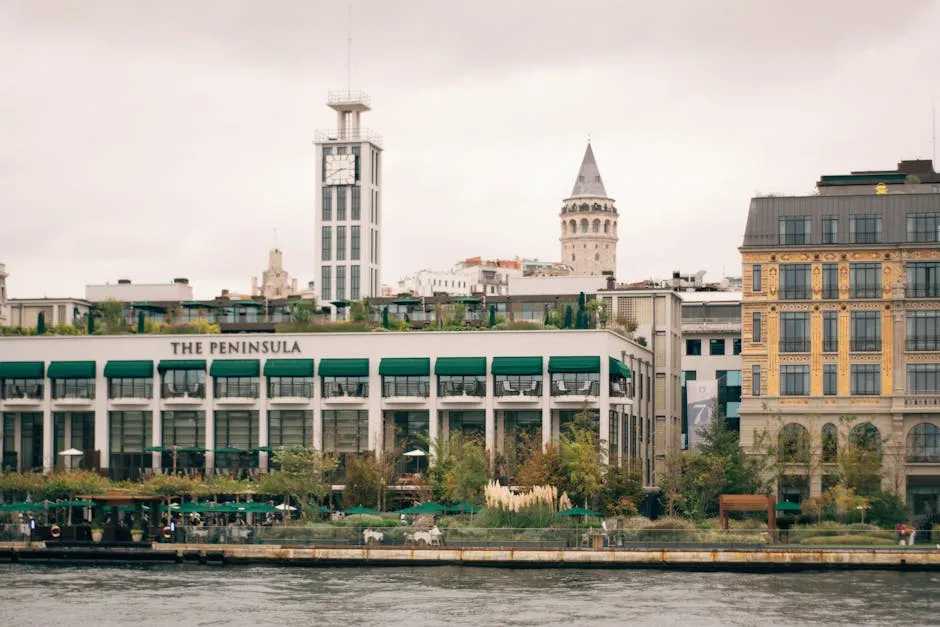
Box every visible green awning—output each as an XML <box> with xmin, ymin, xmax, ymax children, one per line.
<box><xmin>379</xmin><ymin>358</ymin><xmax>430</xmax><ymax>376</ymax></box>
<box><xmin>318</xmin><ymin>358</ymin><xmax>370</xmax><ymax>377</ymax></box>
<box><xmin>0</xmin><ymin>361</ymin><xmax>45</xmax><ymax>379</ymax></box>
<box><xmin>396</xmin><ymin>501</ymin><xmax>446</xmax><ymax>515</ymax></box>
<box><xmin>434</xmin><ymin>357</ymin><xmax>486</xmax><ymax>376</ymax></box>
<box><xmin>548</xmin><ymin>356</ymin><xmax>600</xmax><ymax>374</ymax></box>
<box><xmin>157</xmin><ymin>360</ymin><xmax>206</xmax><ymax>373</ymax></box>
<box><xmin>181</xmin><ymin>301</ymin><xmax>218</xmax><ymax>309</ymax></box>
<box><xmin>454</xmin><ymin>297</ymin><xmax>481</xmax><ymax>303</ymax></box>
<box><xmin>609</xmin><ymin>357</ymin><xmax>632</xmax><ymax>379</ymax></box>
<box><xmin>491</xmin><ymin>357</ymin><xmax>543</xmax><ymax>376</ymax></box>
<box><xmin>104</xmin><ymin>360</ymin><xmax>154</xmax><ymax>378</ymax></box>
<box><xmin>209</xmin><ymin>359</ymin><xmax>260</xmax><ymax>377</ymax></box>
<box><xmin>132</xmin><ymin>302</ymin><xmax>165</xmax><ymax>311</ymax></box>
<box><xmin>391</xmin><ymin>298</ymin><xmax>420</xmax><ymax>305</ymax></box>
<box><xmin>233</xmin><ymin>301</ymin><xmax>264</xmax><ymax>308</ymax></box>
<box><xmin>263</xmin><ymin>359</ymin><xmax>314</xmax><ymax>377</ymax></box>
<box><xmin>47</xmin><ymin>361</ymin><xmax>96</xmax><ymax>379</ymax></box>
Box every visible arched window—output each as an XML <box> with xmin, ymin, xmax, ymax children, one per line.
<box><xmin>604</xmin><ymin>220</ymin><xmax>611</xmax><ymax>234</ymax></box>
<box><xmin>572</xmin><ymin>253</ymin><xmax>576</xmax><ymax>262</ymax></box>
<box><xmin>778</xmin><ymin>423</ymin><xmax>810</xmax><ymax>463</ymax></box>
<box><xmin>579</xmin><ymin>203</ymin><xmax>589</xmax><ymax>212</ymax></box>
<box><xmin>821</xmin><ymin>423</ymin><xmax>838</xmax><ymax>463</ymax></box>
<box><xmin>592</xmin><ymin>220</ymin><xmax>600</xmax><ymax>233</ymax></box>
<box><xmin>907</xmin><ymin>423</ymin><xmax>940</xmax><ymax>462</ymax></box>
<box><xmin>580</xmin><ymin>219</ymin><xmax>588</xmax><ymax>233</ymax></box>
<box><xmin>569</xmin><ymin>219</ymin><xmax>576</xmax><ymax>232</ymax></box>
<box><xmin>561</xmin><ymin>222</ymin><xmax>567</xmax><ymax>235</ymax></box>
<box><xmin>850</xmin><ymin>422</ymin><xmax>882</xmax><ymax>453</ymax></box>
<box><xmin>592</xmin><ymin>203</ymin><xmax>601</xmax><ymax>211</ymax></box>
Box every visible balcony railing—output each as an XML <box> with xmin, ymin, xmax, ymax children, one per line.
<box><xmin>1</xmin><ymin>382</ymin><xmax>43</xmax><ymax>400</ymax></box>
<box><xmin>907</xmin><ymin>284</ymin><xmax>940</xmax><ymax>298</ymax></box>
<box><xmin>779</xmin><ymin>339</ymin><xmax>810</xmax><ymax>353</ymax></box>
<box><xmin>323</xmin><ymin>381</ymin><xmax>369</xmax><ymax>398</ymax></box>
<box><xmin>162</xmin><ymin>383</ymin><xmax>206</xmax><ymax>399</ymax></box>
<box><xmin>907</xmin><ymin>337</ymin><xmax>940</xmax><ymax>351</ymax></box>
<box><xmin>314</xmin><ymin>128</ymin><xmax>384</xmax><ymax>148</ymax></box>
<box><xmin>269</xmin><ymin>382</ymin><xmax>313</xmax><ymax>398</ymax></box>
<box><xmin>779</xmin><ymin>287</ymin><xmax>811</xmax><ymax>300</ymax></box>
<box><xmin>439</xmin><ymin>381</ymin><xmax>485</xmax><ymax>397</ymax></box>
<box><xmin>904</xmin><ymin>395</ymin><xmax>940</xmax><ymax>407</ymax></box>
<box><xmin>822</xmin><ymin>339</ymin><xmax>839</xmax><ymax>353</ymax></box>
<box><xmin>610</xmin><ymin>381</ymin><xmax>634</xmax><ymax>397</ymax></box>
<box><xmin>495</xmin><ymin>380</ymin><xmax>542</xmax><ymax>397</ymax></box>
<box><xmin>850</xmin><ymin>339</ymin><xmax>882</xmax><ymax>352</ymax></box>
<box><xmin>382</xmin><ymin>381</ymin><xmax>429</xmax><ymax>398</ymax></box>
<box><xmin>52</xmin><ymin>382</ymin><xmax>95</xmax><ymax>400</ymax></box>
<box><xmin>215</xmin><ymin>382</ymin><xmax>259</xmax><ymax>399</ymax></box>
<box><xmin>109</xmin><ymin>381</ymin><xmax>153</xmax><ymax>399</ymax></box>
<box><xmin>552</xmin><ymin>380</ymin><xmax>600</xmax><ymax>396</ymax></box>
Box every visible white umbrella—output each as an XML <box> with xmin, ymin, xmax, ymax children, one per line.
<box><xmin>58</xmin><ymin>448</ymin><xmax>83</xmax><ymax>457</ymax></box>
<box><xmin>275</xmin><ymin>504</ymin><xmax>297</xmax><ymax>511</ymax></box>
<box><xmin>403</xmin><ymin>449</ymin><xmax>426</xmax><ymax>473</ymax></box>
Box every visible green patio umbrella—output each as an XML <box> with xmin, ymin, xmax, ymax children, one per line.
<box><xmin>5</xmin><ymin>502</ymin><xmax>47</xmax><ymax>512</ymax></box>
<box><xmin>776</xmin><ymin>501</ymin><xmax>801</xmax><ymax>512</ymax></box>
<box><xmin>343</xmin><ymin>505</ymin><xmax>381</xmax><ymax>516</ymax></box>
<box><xmin>396</xmin><ymin>501</ymin><xmax>446</xmax><ymax>515</ymax></box>
<box><xmin>445</xmin><ymin>502</ymin><xmax>481</xmax><ymax>515</ymax></box>
<box><xmin>558</xmin><ymin>506</ymin><xmax>602</xmax><ymax>517</ymax></box>
<box><xmin>245</xmin><ymin>502</ymin><xmax>277</xmax><ymax>514</ymax></box>
<box><xmin>143</xmin><ymin>445</ymin><xmax>168</xmax><ymax>453</ymax></box>
<box><xmin>177</xmin><ymin>446</ymin><xmax>207</xmax><ymax>453</ymax></box>
<box><xmin>214</xmin><ymin>446</ymin><xmax>245</xmax><ymax>454</ymax></box>
<box><xmin>175</xmin><ymin>502</ymin><xmax>210</xmax><ymax>514</ymax></box>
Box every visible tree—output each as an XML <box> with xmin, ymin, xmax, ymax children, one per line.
<box><xmin>599</xmin><ymin>464</ymin><xmax>644</xmax><ymax>517</ymax></box>
<box><xmin>261</xmin><ymin>446</ymin><xmax>337</xmax><ymax>519</ymax></box>
<box><xmin>381</xmin><ymin>306</ymin><xmax>390</xmax><ymax>329</ymax></box>
<box><xmin>516</xmin><ymin>444</ymin><xmax>564</xmax><ymax>489</ymax></box>
<box><xmin>431</xmin><ymin>435</ymin><xmax>489</xmax><ymax>504</ymax></box>
<box><xmin>342</xmin><ymin>453</ymin><xmax>382</xmax><ymax>509</ymax></box>
<box><xmin>96</xmin><ymin>299</ymin><xmax>127</xmax><ymax>334</ymax></box>
<box><xmin>291</xmin><ymin>301</ymin><xmax>314</xmax><ymax>325</ymax></box>
<box><xmin>559</xmin><ymin>411</ymin><xmax>603</xmax><ymax>507</ymax></box>
<box><xmin>349</xmin><ymin>300</ymin><xmax>368</xmax><ymax>323</ymax></box>
<box><xmin>563</xmin><ymin>306</ymin><xmax>573</xmax><ymax>329</ymax></box>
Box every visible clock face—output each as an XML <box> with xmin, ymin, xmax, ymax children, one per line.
<box><xmin>325</xmin><ymin>153</ymin><xmax>356</xmax><ymax>185</ymax></box>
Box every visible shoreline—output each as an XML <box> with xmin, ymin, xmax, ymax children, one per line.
<box><xmin>2</xmin><ymin>542</ymin><xmax>939</xmax><ymax>572</ymax></box>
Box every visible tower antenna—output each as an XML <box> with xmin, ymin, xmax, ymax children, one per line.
<box><xmin>346</xmin><ymin>5</ymin><xmax>352</xmax><ymax>97</ymax></box>
<box><xmin>933</xmin><ymin>99</ymin><xmax>936</xmax><ymax>166</ymax></box>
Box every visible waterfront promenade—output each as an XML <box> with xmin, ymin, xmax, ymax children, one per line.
<box><xmin>2</xmin><ymin>541</ymin><xmax>939</xmax><ymax>571</ymax></box>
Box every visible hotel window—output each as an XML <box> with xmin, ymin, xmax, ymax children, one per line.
<box><xmin>335</xmin><ymin>266</ymin><xmax>346</xmax><ymax>301</ymax></box>
<box><xmin>850</xmin><ymin>213</ymin><xmax>882</xmax><ymax>244</ymax></box>
<box><xmin>52</xmin><ymin>378</ymin><xmax>96</xmax><ymax>400</ymax></box>
<box><xmin>822</xmin><ymin>216</ymin><xmax>839</xmax><ymax>244</ymax></box>
<box><xmin>351</xmin><ymin>226</ymin><xmax>360</xmax><ymax>261</ymax></box>
<box><xmin>321</xmin><ymin>187</ymin><xmax>331</xmax><ymax>221</ymax></box>
<box><xmin>336</xmin><ymin>225</ymin><xmax>346</xmax><ymax>261</ymax></box>
<box><xmin>907</xmin><ymin>262</ymin><xmax>940</xmax><ymax>298</ymax></box>
<box><xmin>778</xmin><ymin>215</ymin><xmax>810</xmax><ymax>245</ymax></box>
<box><xmin>780</xmin><ymin>365</ymin><xmax>809</xmax><ymax>396</ymax></box>
<box><xmin>108</xmin><ymin>411</ymin><xmax>151</xmax><ymax>481</ymax></box>
<box><xmin>268</xmin><ymin>410</ymin><xmax>312</xmax><ymax>448</ymax></box>
<box><xmin>907</xmin><ymin>212</ymin><xmax>940</xmax><ymax>243</ymax></box>
<box><xmin>352</xmin><ymin>146</ymin><xmax>360</xmax><ymax>181</ymax></box>
<box><xmin>268</xmin><ymin>376</ymin><xmax>313</xmax><ymax>398</ymax></box>
<box><xmin>350</xmin><ymin>265</ymin><xmax>360</xmax><ymax>300</ymax></box>
<box><xmin>1</xmin><ymin>378</ymin><xmax>43</xmax><ymax>400</ymax></box>
<box><xmin>161</xmin><ymin>411</ymin><xmax>206</xmax><ymax>451</ymax></box>
<box><xmin>752</xmin><ymin>312</ymin><xmax>762</xmax><ymax>343</ymax></box>
<box><xmin>109</xmin><ymin>377</ymin><xmax>153</xmax><ymax>399</ymax></box>
<box><xmin>779</xmin><ymin>312</ymin><xmax>810</xmax><ymax>352</ymax></box>
<box><xmin>850</xmin><ymin>364</ymin><xmax>881</xmax><ymax>395</ymax></box>
<box><xmin>214</xmin><ymin>377</ymin><xmax>259</xmax><ymax>399</ymax></box>
<box><xmin>351</xmin><ymin>186</ymin><xmax>361</xmax><ymax>221</ymax></box>
<box><xmin>752</xmin><ymin>264</ymin><xmax>762</xmax><ymax>292</ymax></box>
<box><xmin>321</xmin><ymin>147</ymin><xmax>332</xmax><ymax>180</ymax></box>
<box><xmin>686</xmin><ymin>339</ymin><xmax>702</xmax><ymax>356</ymax></box>
<box><xmin>336</xmin><ymin>186</ymin><xmax>346</xmax><ymax>221</ymax></box>
<box><xmin>322</xmin><ymin>410</ymin><xmax>369</xmax><ymax>454</ymax></box>
<box><xmin>907</xmin><ymin>310</ymin><xmax>940</xmax><ymax>351</ymax></box>
<box><xmin>161</xmin><ymin>370</ymin><xmax>205</xmax><ymax>398</ymax></box>
<box><xmin>751</xmin><ymin>365</ymin><xmax>760</xmax><ymax>396</ymax></box>
<box><xmin>321</xmin><ymin>266</ymin><xmax>332</xmax><ymax>301</ymax></box>
<box><xmin>709</xmin><ymin>339</ymin><xmax>725</xmax><ymax>355</ymax></box>
<box><xmin>850</xmin><ymin>263</ymin><xmax>881</xmax><ymax>298</ymax></box>
<box><xmin>823</xmin><ymin>311</ymin><xmax>838</xmax><ymax>353</ymax></box>
<box><xmin>823</xmin><ymin>364</ymin><xmax>837</xmax><ymax>396</ymax></box>
<box><xmin>733</xmin><ymin>338</ymin><xmax>742</xmax><ymax>355</ymax></box>
<box><xmin>850</xmin><ymin>311</ymin><xmax>881</xmax><ymax>351</ymax></box>
<box><xmin>822</xmin><ymin>263</ymin><xmax>839</xmax><ymax>299</ymax></box>
<box><xmin>779</xmin><ymin>264</ymin><xmax>811</xmax><ymax>299</ymax></box>
<box><xmin>907</xmin><ymin>364</ymin><xmax>940</xmax><ymax>394</ymax></box>
<box><xmin>321</xmin><ymin>226</ymin><xmax>332</xmax><ymax>261</ymax></box>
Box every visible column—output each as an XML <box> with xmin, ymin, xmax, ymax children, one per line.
<box><xmin>258</xmin><ymin>368</ymin><xmax>269</xmax><ymax>471</ymax></box>
<box><xmin>204</xmin><ymin>371</ymin><xmax>215</xmax><ymax>473</ymax></box>
<box><xmin>152</xmin><ymin>376</ymin><xmax>162</xmax><ymax>473</ymax></box>
<box><xmin>599</xmin><ymin>356</ymin><xmax>610</xmax><ymax>465</ymax></box>
<box><xmin>837</xmin><ymin>309</ymin><xmax>850</xmax><ymax>396</ymax></box>
<box><xmin>367</xmin><ymin>362</ymin><xmax>382</xmax><ymax>457</ymax></box>
<box><xmin>541</xmin><ymin>358</ymin><xmax>551</xmax><ymax>450</ymax></box>
<box><xmin>42</xmin><ymin>383</ymin><xmax>53</xmax><ymax>473</ymax></box>
<box><xmin>14</xmin><ymin>414</ymin><xmax>22</xmax><ymax>473</ymax></box>
<box><xmin>94</xmin><ymin>367</ymin><xmax>109</xmax><ymax>470</ymax></box>
<box><xmin>313</xmin><ymin>370</ymin><xmax>323</xmax><ymax>450</ymax></box>
<box><xmin>429</xmin><ymin>365</ymin><xmax>440</xmax><ymax>457</ymax></box>
<box><xmin>485</xmin><ymin>369</ymin><xmax>495</xmax><ymax>466</ymax></box>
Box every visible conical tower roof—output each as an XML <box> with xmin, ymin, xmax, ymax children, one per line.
<box><xmin>569</xmin><ymin>142</ymin><xmax>608</xmax><ymax>197</ymax></box>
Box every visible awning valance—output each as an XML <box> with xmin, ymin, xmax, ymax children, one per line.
<box><xmin>318</xmin><ymin>358</ymin><xmax>370</xmax><ymax>377</ymax></box>
<box><xmin>47</xmin><ymin>361</ymin><xmax>96</xmax><ymax>379</ymax></box>
<box><xmin>609</xmin><ymin>357</ymin><xmax>632</xmax><ymax>379</ymax></box>
<box><xmin>157</xmin><ymin>360</ymin><xmax>207</xmax><ymax>373</ymax></box>
<box><xmin>263</xmin><ymin>359</ymin><xmax>314</xmax><ymax>377</ymax></box>
<box><xmin>491</xmin><ymin>357</ymin><xmax>543</xmax><ymax>376</ymax></box>
<box><xmin>0</xmin><ymin>361</ymin><xmax>45</xmax><ymax>379</ymax></box>
<box><xmin>379</xmin><ymin>358</ymin><xmax>430</xmax><ymax>377</ymax></box>
<box><xmin>104</xmin><ymin>360</ymin><xmax>154</xmax><ymax>378</ymax></box>
<box><xmin>548</xmin><ymin>356</ymin><xmax>600</xmax><ymax>374</ymax></box>
<box><xmin>209</xmin><ymin>359</ymin><xmax>260</xmax><ymax>377</ymax></box>
<box><xmin>434</xmin><ymin>357</ymin><xmax>486</xmax><ymax>376</ymax></box>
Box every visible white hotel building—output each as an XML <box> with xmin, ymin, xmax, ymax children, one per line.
<box><xmin>0</xmin><ymin>330</ymin><xmax>651</xmax><ymax>484</ymax></box>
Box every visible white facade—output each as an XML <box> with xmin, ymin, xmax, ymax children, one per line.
<box><xmin>559</xmin><ymin>143</ymin><xmax>619</xmax><ymax>277</ymax></box>
<box><xmin>0</xmin><ymin>263</ymin><xmax>7</xmax><ymax>326</ymax></box>
<box><xmin>397</xmin><ymin>263</ymin><xmax>522</xmax><ymax>297</ymax></box>
<box><xmin>86</xmin><ymin>280</ymin><xmax>194</xmax><ymax>303</ymax></box>
<box><xmin>314</xmin><ymin>91</ymin><xmax>382</xmax><ymax>303</ymax></box>
<box><xmin>0</xmin><ymin>330</ymin><xmax>653</xmax><ymax>482</ymax></box>
<box><xmin>7</xmin><ymin>298</ymin><xmax>91</xmax><ymax>329</ymax></box>
<box><xmin>509</xmin><ymin>275</ymin><xmax>608</xmax><ymax>297</ymax></box>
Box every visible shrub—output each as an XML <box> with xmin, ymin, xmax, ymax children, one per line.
<box><xmin>336</xmin><ymin>514</ymin><xmax>398</xmax><ymax>528</ymax></box>
<box><xmin>800</xmin><ymin>535</ymin><xmax>895</xmax><ymax>546</ymax></box>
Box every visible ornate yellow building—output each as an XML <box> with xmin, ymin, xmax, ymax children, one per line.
<box><xmin>739</xmin><ymin>181</ymin><xmax>940</xmax><ymax>515</ymax></box>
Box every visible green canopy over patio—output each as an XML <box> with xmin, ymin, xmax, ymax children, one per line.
<box><xmin>775</xmin><ymin>501</ymin><xmax>801</xmax><ymax>512</ymax></box>
<box><xmin>343</xmin><ymin>505</ymin><xmax>381</xmax><ymax>515</ymax></box>
<box><xmin>557</xmin><ymin>506</ymin><xmax>602</xmax><ymax>517</ymax></box>
<box><xmin>445</xmin><ymin>502</ymin><xmax>481</xmax><ymax>515</ymax></box>
<box><xmin>396</xmin><ymin>501</ymin><xmax>446</xmax><ymax>515</ymax></box>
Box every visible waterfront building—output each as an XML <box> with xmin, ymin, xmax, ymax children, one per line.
<box><xmin>314</xmin><ymin>91</ymin><xmax>383</xmax><ymax>303</ymax></box>
<box><xmin>560</xmin><ymin>142</ymin><xmax>619</xmax><ymax>277</ymax></box>
<box><xmin>739</xmin><ymin>161</ymin><xmax>940</xmax><ymax>513</ymax></box>
<box><xmin>680</xmin><ymin>291</ymin><xmax>743</xmax><ymax>445</ymax></box>
<box><xmin>0</xmin><ymin>330</ymin><xmax>650</xmax><ymax>484</ymax></box>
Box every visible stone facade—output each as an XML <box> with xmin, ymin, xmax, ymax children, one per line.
<box><xmin>559</xmin><ymin>143</ymin><xmax>618</xmax><ymax>277</ymax></box>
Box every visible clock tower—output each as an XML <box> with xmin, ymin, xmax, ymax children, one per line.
<box><xmin>314</xmin><ymin>91</ymin><xmax>383</xmax><ymax>304</ymax></box>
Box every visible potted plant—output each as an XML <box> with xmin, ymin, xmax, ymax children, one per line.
<box><xmin>131</xmin><ymin>528</ymin><xmax>144</xmax><ymax>543</ymax></box>
<box><xmin>131</xmin><ymin>507</ymin><xmax>144</xmax><ymax>542</ymax></box>
<box><xmin>91</xmin><ymin>506</ymin><xmax>104</xmax><ymax>543</ymax></box>
<box><xmin>91</xmin><ymin>527</ymin><xmax>104</xmax><ymax>543</ymax></box>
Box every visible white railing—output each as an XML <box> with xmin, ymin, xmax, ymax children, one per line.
<box><xmin>327</xmin><ymin>90</ymin><xmax>371</xmax><ymax>107</ymax></box>
<box><xmin>314</xmin><ymin>128</ymin><xmax>383</xmax><ymax>148</ymax></box>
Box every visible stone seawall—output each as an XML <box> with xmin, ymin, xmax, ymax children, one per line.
<box><xmin>2</xmin><ymin>542</ymin><xmax>939</xmax><ymax>570</ymax></box>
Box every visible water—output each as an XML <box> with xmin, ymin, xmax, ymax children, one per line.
<box><xmin>0</xmin><ymin>564</ymin><xmax>937</xmax><ymax>626</ymax></box>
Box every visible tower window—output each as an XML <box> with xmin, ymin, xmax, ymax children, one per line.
<box><xmin>579</xmin><ymin>176</ymin><xmax>584</xmax><ymax>182</ymax></box>
<box><xmin>572</xmin><ymin>254</ymin><xmax>576</xmax><ymax>261</ymax></box>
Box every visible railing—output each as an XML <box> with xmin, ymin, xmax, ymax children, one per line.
<box><xmin>382</xmin><ymin>381</ymin><xmax>429</xmax><ymax>398</ymax></box>
<box><xmin>327</xmin><ymin>90</ymin><xmax>371</xmax><ymax>106</ymax></box>
<box><xmin>495</xmin><ymin>380</ymin><xmax>542</xmax><ymax>397</ymax></box>
<box><xmin>821</xmin><ymin>288</ymin><xmax>839</xmax><ymax>299</ymax></box>
<box><xmin>779</xmin><ymin>287</ymin><xmax>810</xmax><ymax>300</ymax></box>
<box><xmin>269</xmin><ymin>382</ymin><xmax>313</xmax><ymax>398</ymax></box>
<box><xmin>109</xmin><ymin>381</ymin><xmax>153</xmax><ymax>400</ymax></box>
<box><xmin>779</xmin><ymin>339</ymin><xmax>810</xmax><ymax>353</ymax></box>
<box><xmin>314</xmin><ymin>128</ymin><xmax>383</xmax><ymax>148</ymax></box>
<box><xmin>904</xmin><ymin>395</ymin><xmax>940</xmax><ymax>407</ymax></box>
<box><xmin>162</xmin><ymin>384</ymin><xmax>206</xmax><ymax>399</ymax></box>
<box><xmin>850</xmin><ymin>339</ymin><xmax>882</xmax><ymax>352</ymax></box>
<box><xmin>610</xmin><ymin>381</ymin><xmax>634</xmax><ymax>397</ymax></box>
<box><xmin>323</xmin><ymin>382</ymin><xmax>369</xmax><ymax>398</ymax></box>
<box><xmin>851</xmin><ymin>286</ymin><xmax>881</xmax><ymax>299</ymax></box>
<box><xmin>0</xmin><ymin>384</ymin><xmax>43</xmax><ymax>400</ymax></box>
<box><xmin>215</xmin><ymin>382</ymin><xmax>259</xmax><ymax>399</ymax></box>
<box><xmin>52</xmin><ymin>383</ymin><xmax>96</xmax><ymax>400</ymax></box>
<box><xmin>907</xmin><ymin>337</ymin><xmax>940</xmax><ymax>351</ymax></box>
<box><xmin>552</xmin><ymin>380</ymin><xmax>600</xmax><ymax>396</ymax></box>
<box><xmin>822</xmin><ymin>339</ymin><xmax>838</xmax><ymax>353</ymax></box>
<box><xmin>907</xmin><ymin>284</ymin><xmax>940</xmax><ymax>298</ymax></box>
<box><xmin>439</xmin><ymin>381</ymin><xmax>485</xmax><ymax>397</ymax></box>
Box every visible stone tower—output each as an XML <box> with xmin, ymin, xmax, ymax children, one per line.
<box><xmin>559</xmin><ymin>142</ymin><xmax>618</xmax><ymax>276</ymax></box>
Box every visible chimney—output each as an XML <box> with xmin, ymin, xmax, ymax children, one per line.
<box><xmin>117</xmin><ymin>279</ymin><xmax>131</xmax><ymax>285</ymax></box>
<box><xmin>602</xmin><ymin>271</ymin><xmax>615</xmax><ymax>290</ymax></box>
<box><xmin>173</xmin><ymin>277</ymin><xmax>189</xmax><ymax>285</ymax></box>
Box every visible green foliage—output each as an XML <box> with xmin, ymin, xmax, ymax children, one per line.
<box><xmin>141</xmin><ymin>474</ymin><xmax>200</xmax><ymax>497</ymax></box>
<box><xmin>342</xmin><ymin>453</ymin><xmax>382</xmax><ymax>509</ymax></box>
<box><xmin>515</xmin><ymin>444</ymin><xmax>564</xmax><ymax>489</ymax></box>
<box><xmin>336</xmin><ymin>513</ymin><xmax>399</xmax><ymax>527</ymax></box>
<box><xmin>559</xmin><ymin>411</ymin><xmax>603</xmax><ymax>507</ymax></box>
<box><xmin>430</xmin><ymin>435</ymin><xmax>489</xmax><ymax>505</ymax></box>
<box><xmin>866</xmin><ymin>491</ymin><xmax>909</xmax><ymax>527</ymax></box>
<box><xmin>96</xmin><ymin>299</ymin><xmax>129</xmax><ymax>334</ymax></box>
<box><xmin>799</xmin><ymin>534</ymin><xmax>895</xmax><ymax>546</ymax></box>
<box><xmin>599</xmin><ymin>465</ymin><xmax>644</xmax><ymax>517</ymax></box>
<box><xmin>473</xmin><ymin>504</ymin><xmax>558</xmax><ymax>529</ymax></box>
<box><xmin>563</xmin><ymin>306</ymin><xmax>573</xmax><ymax>329</ymax></box>
<box><xmin>261</xmin><ymin>446</ymin><xmax>337</xmax><ymax>519</ymax></box>
<box><xmin>41</xmin><ymin>471</ymin><xmax>110</xmax><ymax>501</ymax></box>
<box><xmin>349</xmin><ymin>300</ymin><xmax>368</xmax><ymax>323</ymax></box>
<box><xmin>291</xmin><ymin>301</ymin><xmax>314</xmax><ymax>325</ymax></box>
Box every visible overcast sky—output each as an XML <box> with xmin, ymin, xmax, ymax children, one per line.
<box><xmin>2</xmin><ymin>1</ymin><xmax>940</xmax><ymax>300</ymax></box>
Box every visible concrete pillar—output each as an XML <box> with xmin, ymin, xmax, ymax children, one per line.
<box><xmin>152</xmin><ymin>375</ymin><xmax>163</xmax><ymax>472</ymax></box>
<box><xmin>485</xmin><ymin>361</ymin><xmax>495</xmax><ymax>464</ymax></box>
<box><xmin>599</xmin><ymin>356</ymin><xmax>610</xmax><ymax>465</ymax></box>
<box><xmin>42</xmin><ymin>380</ymin><xmax>53</xmax><ymax>473</ymax></box>
<box><xmin>94</xmin><ymin>366</ymin><xmax>108</xmax><ymax>470</ymax></box>
<box><xmin>258</xmin><ymin>371</ymin><xmax>269</xmax><ymax>471</ymax></box>
<box><xmin>13</xmin><ymin>414</ymin><xmax>22</xmax><ymax>473</ymax></box>
<box><xmin>205</xmin><ymin>371</ymin><xmax>215</xmax><ymax>473</ymax></box>
<box><xmin>429</xmin><ymin>368</ymin><xmax>440</xmax><ymax>458</ymax></box>
<box><xmin>541</xmin><ymin>359</ymin><xmax>551</xmax><ymax>450</ymax></box>
<box><xmin>367</xmin><ymin>361</ymin><xmax>382</xmax><ymax>456</ymax></box>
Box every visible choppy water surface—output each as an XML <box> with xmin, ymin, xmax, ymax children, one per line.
<box><xmin>0</xmin><ymin>564</ymin><xmax>937</xmax><ymax>626</ymax></box>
